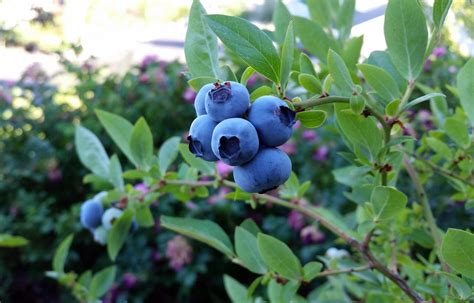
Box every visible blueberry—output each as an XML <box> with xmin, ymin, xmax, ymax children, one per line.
<box><xmin>205</xmin><ymin>81</ymin><xmax>250</xmax><ymax>122</ymax></box>
<box><xmin>211</xmin><ymin>118</ymin><xmax>259</xmax><ymax>166</ymax></box>
<box><xmin>194</xmin><ymin>83</ymin><xmax>214</xmax><ymax>116</ymax></box>
<box><xmin>92</xmin><ymin>226</ymin><xmax>107</xmax><ymax>245</ymax></box>
<box><xmin>102</xmin><ymin>208</ymin><xmax>123</xmax><ymax>230</ymax></box>
<box><xmin>233</xmin><ymin>147</ymin><xmax>292</xmax><ymax>193</ymax></box>
<box><xmin>188</xmin><ymin>115</ymin><xmax>219</xmax><ymax>161</ymax></box>
<box><xmin>80</xmin><ymin>199</ymin><xmax>103</xmax><ymax>230</ymax></box>
<box><xmin>247</xmin><ymin>96</ymin><xmax>296</xmax><ymax>146</ymax></box>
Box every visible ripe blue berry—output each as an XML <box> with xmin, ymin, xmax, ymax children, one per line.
<box><xmin>205</xmin><ymin>81</ymin><xmax>250</xmax><ymax>122</ymax></box>
<box><xmin>211</xmin><ymin>118</ymin><xmax>259</xmax><ymax>166</ymax></box>
<box><xmin>194</xmin><ymin>83</ymin><xmax>214</xmax><ymax>116</ymax></box>
<box><xmin>80</xmin><ymin>199</ymin><xmax>103</xmax><ymax>230</ymax></box>
<box><xmin>188</xmin><ymin>115</ymin><xmax>218</xmax><ymax>161</ymax></box>
<box><xmin>247</xmin><ymin>96</ymin><xmax>296</xmax><ymax>146</ymax></box>
<box><xmin>102</xmin><ymin>208</ymin><xmax>123</xmax><ymax>230</ymax></box>
<box><xmin>233</xmin><ymin>147</ymin><xmax>292</xmax><ymax>193</ymax></box>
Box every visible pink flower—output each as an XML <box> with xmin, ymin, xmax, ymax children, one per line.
<box><xmin>207</xmin><ymin>187</ymin><xmax>231</xmax><ymax>204</ymax></box>
<box><xmin>287</xmin><ymin>210</ymin><xmax>304</xmax><ymax>231</ymax></box>
<box><xmin>278</xmin><ymin>140</ymin><xmax>297</xmax><ymax>155</ymax></box>
<box><xmin>47</xmin><ymin>166</ymin><xmax>62</xmax><ymax>182</ymax></box>
<box><xmin>150</xmin><ymin>250</ymin><xmax>162</xmax><ymax>262</ymax></box>
<box><xmin>122</xmin><ymin>273</ymin><xmax>137</xmax><ymax>289</ymax></box>
<box><xmin>134</xmin><ymin>183</ymin><xmax>149</xmax><ymax>194</ymax></box>
<box><xmin>312</xmin><ymin>146</ymin><xmax>329</xmax><ymax>161</ymax></box>
<box><xmin>432</xmin><ymin>46</ymin><xmax>447</xmax><ymax>58</ymax></box>
<box><xmin>139</xmin><ymin>74</ymin><xmax>149</xmax><ymax>84</ymax></box>
<box><xmin>294</xmin><ymin>120</ymin><xmax>301</xmax><ymax>129</ymax></box>
<box><xmin>166</xmin><ymin>236</ymin><xmax>193</xmax><ymax>271</ymax></box>
<box><xmin>183</xmin><ymin>87</ymin><xmax>196</xmax><ymax>103</ymax></box>
<box><xmin>141</xmin><ymin>55</ymin><xmax>158</xmax><ymax>69</ymax></box>
<box><xmin>448</xmin><ymin>66</ymin><xmax>457</xmax><ymax>73</ymax></box>
<box><xmin>185</xmin><ymin>201</ymin><xmax>198</xmax><ymax>210</ymax></box>
<box><xmin>216</xmin><ymin>160</ymin><xmax>233</xmax><ymax>178</ymax></box>
<box><xmin>300</xmin><ymin>225</ymin><xmax>325</xmax><ymax>244</ymax></box>
<box><xmin>246</xmin><ymin>73</ymin><xmax>258</xmax><ymax>87</ymax></box>
<box><xmin>302</xmin><ymin>130</ymin><xmax>317</xmax><ymax>141</ymax></box>
<box><xmin>423</xmin><ymin>59</ymin><xmax>432</xmax><ymax>72</ymax></box>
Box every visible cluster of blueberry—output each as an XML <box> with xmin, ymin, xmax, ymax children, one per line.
<box><xmin>80</xmin><ymin>193</ymin><xmax>136</xmax><ymax>243</ymax></box>
<box><xmin>188</xmin><ymin>81</ymin><xmax>295</xmax><ymax>193</ymax></box>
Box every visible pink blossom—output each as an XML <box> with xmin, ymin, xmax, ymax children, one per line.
<box><xmin>134</xmin><ymin>183</ymin><xmax>149</xmax><ymax>194</ymax></box>
<box><xmin>122</xmin><ymin>273</ymin><xmax>137</xmax><ymax>289</ymax></box>
<box><xmin>183</xmin><ymin>87</ymin><xmax>196</xmax><ymax>103</ymax></box>
<box><xmin>287</xmin><ymin>210</ymin><xmax>304</xmax><ymax>231</ymax></box>
<box><xmin>166</xmin><ymin>236</ymin><xmax>193</xmax><ymax>271</ymax></box>
<box><xmin>185</xmin><ymin>201</ymin><xmax>198</xmax><ymax>210</ymax></box>
<box><xmin>300</xmin><ymin>225</ymin><xmax>325</xmax><ymax>244</ymax></box>
<box><xmin>278</xmin><ymin>140</ymin><xmax>297</xmax><ymax>155</ymax></box>
<box><xmin>141</xmin><ymin>55</ymin><xmax>158</xmax><ymax>68</ymax></box>
<box><xmin>432</xmin><ymin>46</ymin><xmax>447</xmax><ymax>58</ymax></box>
<box><xmin>138</xmin><ymin>74</ymin><xmax>149</xmax><ymax>84</ymax></box>
<box><xmin>302</xmin><ymin>130</ymin><xmax>317</xmax><ymax>141</ymax></box>
<box><xmin>423</xmin><ymin>59</ymin><xmax>432</xmax><ymax>72</ymax></box>
<box><xmin>312</xmin><ymin>146</ymin><xmax>329</xmax><ymax>161</ymax></box>
<box><xmin>216</xmin><ymin>160</ymin><xmax>233</xmax><ymax>178</ymax></box>
<box><xmin>207</xmin><ymin>187</ymin><xmax>231</xmax><ymax>205</ymax></box>
<box><xmin>246</xmin><ymin>73</ymin><xmax>258</xmax><ymax>87</ymax></box>
<box><xmin>294</xmin><ymin>120</ymin><xmax>301</xmax><ymax>129</ymax></box>
<box><xmin>47</xmin><ymin>166</ymin><xmax>62</xmax><ymax>182</ymax></box>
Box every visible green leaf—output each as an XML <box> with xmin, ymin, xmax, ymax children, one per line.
<box><xmin>299</xmin><ymin>53</ymin><xmax>316</xmax><ymax>76</ymax></box>
<box><xmin>185</xmin><ymin>0</ymin><xmax>222</xmax><ymax>78</ymax></box>
<box><xmin>107</xmin><ymin>209</ymin><xmax>134</xmax><ymax>261</ymax></box>
<box><xmin>206</xmin><ymin>14</ymin><xmax>280</xmax><ymax>83</ymax></box>
<box><xmin>303</xmin><ymin>261</ymin><xmax>323</xmax><ymax>282</ymax></box>
<box><xmin>240</xmin><ymin>67</ymin><xmax>255</xmax><ymax>86</ymax></box>
<box><xmin>328</xmin><ymin>49</ymin><xmax>355</xmax><ymax>95</ymax></box>
<box><xmin>310</xmin><ymin>206</ymin><xmax>360</xmax><ymax>239</ymax></box>
<box><xmin>433</xmin><ymin>0</ymin><xmax>452</xmax><ymax>29</ymax></box>
<box><xmin>240</xmin><ymin>218</ymin><xmax>261</xmax><ymax>236</ymax></box>
<box><xmin>160</xmin><ymin>215</ymin><xmax>234</xmax><ymax>257</ymax></box>
<box><xmin>335</xmin><ymin>104</ymin><xmax>383</xmax><ymax>160</ymax></box>
<box><xmin>96</xmin><ymin>109</ymin><xmax>134</xmax><ymax>164</ymax></box>
<box><xmin>441</xmin><ymin>229</ymin><xmax>474</xmax><ymax>279</ymax></box>
<box><xmin>88</xmin><ymin>266</ymin><xmax>117</xmax><ymax>300</ymax></box>
<box><xmin>367</xmin><ymin>50</ymin><xmax>406</xmax><ymax>91</ymax></box>
<box><xmin>53</xmin><ymin>234</ymin><xmax>73</xmax><ymax>274</ymax></box>
<box><xmin>370</xmin><ymin>186</ymin><xmax>407</xmax><ymax>221</ymax></box>
<box><xmin>223</xmin><ymin>275</ymin><xmax>251</xmax><ymax>303</ymax></box>
<box><xmin>178</xmin><ymin>143</ymin><xmax>215</xmax><ymax>175</ymax></box>
<box><xmin>336</xmin><ymin>0</ymin><xmax>355</xmax><ymax>41</ymax></box>
<box><xmin>109</xmin><ymin>155</ymin><xmax>124</xmax><ymax>191</ymax></box>
<box><xmin>307</xmin><ymin>0</ymin><xmax>331</xmax><ymax>27</ymax></box>
<box><xmin>426</xmin><ymin>137</ymin><xmax>452</xmax><ymax>159</ymax></box>
<box><xmin>250</xmin><ymin>86</ymin><xmax>274</xmax><ymax>102</ymax></box>
<box><xmin>298</xmin><ymin>73</ymin><xmax>322</xmax><ymax>94</ymax></box>
<box><xmin>444</xmin><ymin>117</ymin><xmax>470</xmax><ymax>148</ymax></box>
<box><xmin>188</xmin><ymin>76</ymin><xmax>218</xmax><ymax>91</ymax></box>
<box><xmin>0</xmin><ymin>234</ymin><xmax>29</xmax><ymax>247</ymax></box>
<box><xmin>385</xmin><ymin>99</ymin><xmax>401</xmax><ymax>117</ymax></box>
<box><xmin>235</xmin><ymin>227</ymin><xmax>267</xmax><ymax>274</ymax></box>
<box><xmin>247</xmin><ymin>276</ymin><xmax>263</xmax><ymax>298</ymax></box>
<box><xmin>457</xmin><ymin>58</ymin><xmax>474</xmax><ymax>126</ymax></box>
<box><xmin>135</xmin><ymin>206</ymin><xmax>154</xmax><ymax>227</ymax></box>
<box><xmin>257</xmin><ymin>233</ymin><xmax>302</xmax><ymax>280</ymax></box>
<box><xmin>75</xmin><ymin>125</ymin><xmax>110</xmax><ymax>180</ymax></box>
<box><xmin>357</xmin><ymin>64</ymin><xmax>400</xmax><ymax>102</ymax></box>
<box><xmin>267</xmin><ymin>279</ymin><xmax>300</xmax><ymax>303</ymax></box>
<box><xmin>220</xmin><ymin>65</ymin><xmax>238</xmax><ymax>82</ymax></box>
<box><xmin>439</xmin><ymin>272</ymin><xmax>471</xmax><ymax>300</ymax></box>
<box><xmin>159</xmin><ymin>136</ymin><xmax>181</xmax><ymax>176</ymax></box>
<box><xmin>343</xmin><ymin>36</ymin><xmax>363</xmax><ymax>69</ymax></box>
<box><xmin>280</xmin><ymin>21</ymin><xmax>295</xmax><ymax>90</ymax></box>
<box><xmin>465</xmin><ymin>199</ymin><xmax>474</xmax><ymax>210</ymax></box>
<box><xmin>130</xmin><ymin>118</ymin><xmax>153</xmax><ymax>170</ymax></box>
<box><xmin>296</xmin><ymin>110</ymin><xmax>327</xmax><ymax>128</ymax></box>
<box><xmin>350</xmin><ymin>95</ymin><xmax>365</xmax><ymax>115</ymax></box>
<box><xmin>273</xmin><ymin>0</ymin><xmax>291</xmax><ymax>44</ymax></box>
<box><xmin>403</xmin><ymin>93</ymin><xmax>446</xmax><ymax>110</ymax></box>
<box><xmin>293</xmin><ymin>17</ymin><xmax>336</xmax><ymax>64</ymax></box>
<box><xmin>384</xmin><ymin>0</ymin><xmax>427</xmax><ymax>81</ymax></box>
<box><xmin>78</xmin><ymin>270</ymin><xmax>92</xmax><ymax>288</ymax></box>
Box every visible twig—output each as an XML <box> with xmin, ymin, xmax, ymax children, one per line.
<box><xmin>315</xmin><ymin>265</ymin><xmax>372</xmax><ymax>278</ymax></box>
<box><xmin>293</xmin><ymin>95</ymin><xmax>349</xmax><ymax>110</ymax></box>
<box><xmin>163</xmin><ymin>179</ymin><xmax>424</xmax><ymax>302</ymax></box>
<box><xmin>403</xmin><ymin>156</ymin><xmax>448</xmax><ymax>272</ymax></box>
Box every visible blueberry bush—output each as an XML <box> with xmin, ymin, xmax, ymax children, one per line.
<box><xmin>35</xmin><ymin>0</ymin><xmax>474</xmax><ymax>302</ymax></box>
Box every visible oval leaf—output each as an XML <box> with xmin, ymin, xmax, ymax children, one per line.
<box><xmin>0</xmin><ymin>234</ymin><xmax>29</xmax><ymax>248</ymax></box>
<box><xmin>384</xmin><ymin>0</ymin><xmax>428</xmax><ymax>81</ymax></box>
<box><xmin>107</xmin><ymin>209</ymin><xmax>134</xmax><ymax>261</ymax></box>
<box><xmin>370</xmin><ymin>186</ymin><xmax>407</xmax><ymax>221</ymax></box>
<box><xmin>88</xmin><ymin>266</ymin><xmax>117</xmax><ymax>300</ymax></box>
<box><xmin>441</xmin><ymin>229</ymin><xmax>474</xmax><ymax>279</ymax></box>
<box><xmin>160</xmin><ymin>215</ymin><xmax>234</xmax><ymax>257</ymax></box>
<box><xmin>130</xmin><ymin>118</ymin><xmax>153</xmax><ymax>170</ymax></box>
<box><xmin>457</xmin><ymin>58</ymin><xmax>474</xmax><ymax>126</ymax></box>
<box><xmin>257</xmin><ymin>233</ymin><xmax>302</xmax><ymax>280</ymax></box>
<box><xmin>280</xmin><ymin>21</ymin><xmax>295</xmax><ymax>90</ymax></box>
<box><xmin>206</xmin><ymin>14</ymin><xmax>280</xmax><ymax>83</ymax></box>
<box><xmin>53</xmin><ymin>234</ymin><xmax>74</xmax><ymax>274</ymax></box>
<box><xmin>328</xmin><ymin>49</ymin><xmax>355</xmax><ymax>95</ymax></box>
<box><xmin>357</xmin><ymin>63</ymin><xmax>400</xmax><ymax>102</ymax></box>
<box><xmin>298</xmin><ymin>73</ymin><xmax>322</xmax><ymax>94</ymax></box>
<box><xmin>75</xmin><ymin>125</ymin><xmax>110</xmax><ymax>180</ymax></box>
<box><xmin>235</xmin><ymin>227</ymin><xmax>267</xmax><ymax>274</ymax></box>
<box><xmin>159</xmin><ymin>136</ymin><xmax>181</xmax><ymax>176</ymax></box>
<box><xmin>296</xmin><ymin>110</ymin><xmax>327</xmax><ymax>128</ymax></box>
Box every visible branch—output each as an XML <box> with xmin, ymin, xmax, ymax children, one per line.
<box><xmin>293</xmin><ymin>95</ymin><xmax>349</xmax><ymax>111</ymax></box>
<box><xmin>315</xmin><ymin>265</ymin><xmax>372</xmax><ymax>278</ymax></box>
<box><xmin>162</xmin><ymin>179</ymin><xmax>424</xmax><ymax>302</ymax></box>
<box><xmin>403</xmin><ymin>150</ymin><xmax>474</xmax><ymax>187</ymax></box>
<box><xmin>403</xmin><ymin>156</ymin><xmax>447</xmax><ymax>272</ymax></box>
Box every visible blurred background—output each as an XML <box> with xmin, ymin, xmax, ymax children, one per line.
<box><xmin>0</xmin><ymin>0</ymin><xmax>473</xmax><ymax>302</ymax></box>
